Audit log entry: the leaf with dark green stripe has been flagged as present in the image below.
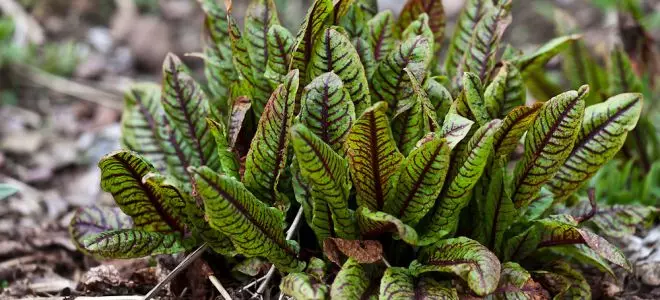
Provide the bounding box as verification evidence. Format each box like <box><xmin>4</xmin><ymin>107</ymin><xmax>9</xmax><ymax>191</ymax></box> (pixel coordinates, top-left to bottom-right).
<box><xmin>520</xmin><ymin>187</ymin><xmax>553</xmax><ymax>222</ymax></box>
<box><xmin>515</xmin><ymin>34</ymin><xmax>580</xmax><ymax>76</ymax></box>
<box><xmin>244</xmin><ymin>0</ymin><xmax>279</xmax><ymax>116</ymax></box>
<box><xmin>443</xmin><ymin>0</ymin><xmax>492</xmax><ymax>79</ymax></box>
<box><xmin>330</xmin><ymin>258</ymin><xmax>370</xmax><ymax>299</ymax></box>
<box><xmin>192</xmin><ymin>166</ymin><xmax>305</xmax><ymax>272</ymax></box>
<box><xmin>379</xmin><ymin>267</ymin><xmax>458</xmax><ymax>300</ymax></box>
<box><xmin>120</xmin><ymin>83</ymin><xmax>166</xmax><ymax>171</ymax></box>
<box><xmin>410</xmin><ymin>236</ymin><xmax>501</xmax><ymax>296</ymax></box>
<box><xmin>99</xmin><ymin>150</ymin><xmax>185</xmax><ymax>233</ymax></box>
<box><xmin>439</xmin><ymin>113</ymin><xmax>474</xmax><ymax>149</ymax></box>
<box><xmin>543</xmin><ymin>244</ymin><xmax>615</xmax><ymax>277</ymax></box>
<box><xmin>548</xmin><ymin>93</ymin><xmax>642</xmax><ymax>201</ymax></box>
<box><xmin>309</xmin><ymin>28</ymin><xmax>370</xmax><ymax>115</ymax></box>
<box><xmin>80</xmin><ymin>229</ymin><xmax>187</xmax><ymax>259</ymax></box>
<box><xmin>161</xmin><ymin>54</ymin><xmax>219</xmax><ymax>174</ymax></box>
<box><xmin>346</xmin><ymin>102</ymin><xmax>403</xmax><ymax>211</ymax></box>
<box><xmin>484</xmin><ymin>62</ymin><xmax>526</xmax><ymax>119</ymax></box>
<box><xmin>207</xmin><ymin>118</ymin><xmax>240</xmax><ymax>179</ymax></box>
<box><xmin>142</xmin><ymin>173</ymin><xmax>235</xmax><ymax>254</ymax></box>
<box><xmin>461</xmin><ymin>1</ymin><xmax>511</xmax><ymax>82</ymax></box>
<box><xmin>491</xmin><ymin>103</ymin><xmax>543</xmax><ymax>159</ymax></box>
<box><xmin>280</xmin><ymin>272</ymin><xmax>329</xmax><ymax>300</ymax></box>
<box><xmin>398</xmin><ymin>0</ymin><xmax>445</xmax><ymax>49</ymax></box>
<box><xmin>427</xmin><ymin>76</ymin><xmax>453</xmax><ymax>122</ymax></box>
<box><xmin>159</xmin><ymin>116</ymin><xmax>193</xmax><ymax>185</ymax></box>
<box><xmin>338</xmin><ymin>1</ymin><xmax>367</xmax><ymax>38</ymax></box>
<box><xmin>371</xmin><ymin>35</ymin><xmax>431</xmax><ymax>113</ymax></box>
<box><xmin>401</xmin><ymin>14</ymin><xmax>434</xmax><ymax>61</ymax></box>
<box><xmin>290</xmin><ymin>0</ymin><xmax>333</xmax><ymax>82</ymax></box>
<box><xmin>355</xmin><ymin>37</ymin><xmax>376</xmax><ymax>80</ymax></box>
<box><xmin>356</xmin><ymin>206</ymin><xmax>418</xmax><ymax>245</ymax></box>
<box><xmin>584</xmin><ymin>204</ymin><xmax>656</xmax><ymax>238</ymax></box>
<box><xmin>332</xmin><ymin>0</ymin><xmax>356</xmax><ymax>24</ymax></box>
<box><xmin>391</xmin><ymin>69</ymin><xmax>439</xmax><ymax>156</ymax></box>
<box><xmin>462</xmin><ymin>72</ymin><xmax>490</xmax><ymax>126</ymax></box>
<box><xmin>291</xmin><ymin>124</ymin><xmax>357</xmax><ymax>240</ymax></box>
<box><xmin>366</xmin><ymin>10</ymin><xmax>395</xmax><ymax>61</ymax></box>
<box><xmin>512</xmin><ymin>86</ymin><xmax>587</xmax><ymax>209</ymax></box>
<box><xmin>420</xmin><ymin>120</ymin><xmax>500</xmax><ymax>245</ymax></box>
<box><xmin>533</xmin><ymin>261</ymin><xmax>590</xmax><ymax>299</ymax></box>
<box><xmin>200</xmin><ymin>0</ymin><xmax>235</xmax><ymax>108</ymax></box>
<box><xmin>384</xmin><ymin>134</ymin><xmax>449</xmax><ymax>227</ymax></box>
<box><xmin>244</xmin><ymin>70</ymin><xmax>299</xmax><ymax>206</ymax></box>
<box><xmin>70</xmin><ymin>205</ymin><xmax>133</xmax><ymax>255</ymax></box>
<box><xmin>227</xmin><ymin>9</ymin><xmax>255</xmax><ymax>91</ymax></box>
<box><xmin>609</xmin><ymin>46</ymin><xmax>643</xmax><ymax>95</ymax></box>
<box><xmin>291</xmin><ymin>159</ymin><xmax>314</xmax><ymax>230</ymax></box>
<box><xmin>299</xmin><ymin>72</ymin><xmax>356</xmax><ymax>154</ymax></box>
<box><xmin>265</xmin><ymin>24</ymin><xmax>295</xmax><ymax>87</ymax></box>
<box><xmin>473</xmin><ymin>158</ymin><xmax>516</xmax><ymax>251</ymax></box>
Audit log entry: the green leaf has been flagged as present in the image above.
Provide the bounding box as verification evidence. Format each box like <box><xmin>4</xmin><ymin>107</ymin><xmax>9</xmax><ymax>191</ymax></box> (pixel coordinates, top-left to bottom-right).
<box><xmin>142</xmin><ymin>173</ymin><xmax>234</xmax><ymax>254</ymax></box>
<box><xmin>200</xmin><ymin>0</ymin><xmax>235</xmax><ymax>108</ymax></box>
<box><xmin>512</xmin><ymin>86</ymin><xmax>587</xmax><ymax>209</ymax></box>
<box><xmin>401</xmin><ymin>14</ymin><xmax>434</xmax><ymax>54</ymax></box>
<box><xmin>291</xmin><ymin>124</ymin><xmax>357</xmax><ymax>240</ymax></box>
<box><xmin>355</xmin><ymin>37</ymin><xmax>377</xmax><ymax>79</ymax></box>
<box><xmin>120</xmin><ymin>83</ymin><xmax>166</xmax><ymax>171</ymax></box>
<box><xmin>291</xmin><ymin>160</ymin><xmax>314</xmax><ymax>230</ymax></box>
<box><xmin>161</xmin><ymin>54</ymin><xmax>219</xmax><ymax>175</ymax></box>
<box><xmin>384</xmin><ymin>134</ymin><xmax>450</xmax><ymax>227</ymax></box>
<box><xmin>338</xmin><ymin>2</ymin><xmax>367</xmax><ymax>38</ymax></box>
<box><xmin>308</xmin><ymin>27</ymin><xmax>371</xmax><ymax>115</ymax></box>
<box><xmin>520</xmin><ymin>187</ymin><xmax>554</xmax><ymax>221</ymax></box>
<box><xmin>299</xmin><ymin>72</ymin><xmax>356</xmax><ymax>155</ymax></box>
<box><xmin>244</xmin><ymin>0</ymin><xmax>280</xmax><ymax>116</ymax></box>
<box><xmin>548</xmin><ymin>93</ymin><xmax>643</xmax><ymax>201</ymax></box>
<box><xmin>99</xmin><ymin>151</ymin><xmax>185</xmax><ymax>233</ymax></box>
<box><xmin>533</xmin><ymin>262</ymin><xmax>590</xmax><ymax>299</ymax></box>
<box><xmin>439</xmin><ymin>113</ymin><xmax>474</xmax><ymax>149</ymax></box>
<box><xmin>484</xmin><ymin>62</ymin><xmax>526</xmax><ymax>119</ymax></box>
<box><xmin>371</xmin><ymin>35</ymin><xmax>431</xmax><ymax>113</ymax></box>
<box><xmin>357</xmin><ymin>206</ymin><xmax>418</xmax><ymax>245</ymax></box>
<box><xmin>586</xmin><ymin>204</ymin><xmax>657</xmax><ymax>238</ymax></box>
<box><xmin>227</xmin><ymin>11</ymin><xmax>255</xmax><ymax>94</ymax></box>
<box><xmin>391</xmin><ymin>69</ymin><xmax>439</xmax><ymax>156</ymax></box>
<box><xmin>398</xmin><ymin>0</ymin><xmax>445</xmax><ymax>48</ymax></box>
<box><xmin>244</xmin><ymin>70</ymin><xmax>300</xmax><ymax>206</ymax></box>
<box><xmin>191</xmin><ymin>166</ymin><xmax>305</xmax><ymax>272</ymax></box>
<box><xmin>515</xmin><ymin>34</ymin><xmax>580</xmax><ymax>76</ymax></box>
<box><xmin>306</xmin><ymin>257</ymin><xmax>327</xmax><ymax>280</ymax></box>
<box><xmin>420</xmin><ymin>120</ymin><xmax>500</xmax><ymax>245</ymax></box>
<box><xmin>491</xmin><ymin>103</ymin><xmax>543</xmax><ymax>159</ymax></box>
<box><xmin>366</xmin><ymin>10</ymin><xmax>395</xmax><ymax>61</ymax></box>
<box><xmin>427</xmin><ymin>77</ymin><xmax>453</xmax><ymax>122</ymax></box>
<box><xmin>608</xmin><ymin>46</ymin><xmax>643</xmax><ymax>95</ymax></box>
<box><xmin>462</xmin><ymin>72</ymin><xmax>490</xmax><ymax>126</ymax></box>
<box><xmin>461</xmin><ymin>1</ymin><xmax>511</xmax><ymax>82</ymax></box>
<box><xmin>379</xmin><ymin>267</ymin><xmax>458</xmax><ymax>300</ymax></box>
<box><xmin>493</xmin><ymin>262</ymin><xmax>548</xmax><ymax>300</ymax></box>
<box><xmin>265</xmin><ymin>25</ymin><xmax>295</xmax><ymax>87</ymax></box>
<box><xmin>473</xmin><ymin>158</ymin><xmax>516</xmax><ymax>251</ymax></box>
<box><xmin>543</xmin><ymin>244</ymin><xmax>615</xmax><ymax>277</ymax></box>
<box><xmin>504</xmin><ymin>216</ymin><xmax>632</xmax><ymax>272</ymax></box>
<box><xmin>280</xmin><ymin>272</ymin><xmax>329</xmax><ymax>300</ymax></box>
<box><xmin>290</xmin><ymin>0</ymin><xmax>333</xmax><ymax>82</ymax></box>
<box><xmin>79</xmin><ymin>229</ymin><xmax>186</xmax><ymax>259</ymax></box>
<box><xmin>69</xmin><ymin>205</ymin><xmax>133</xmax><ymax>254</ymax></box>
<box><xmin>207</xmin><ymin>118</ymin><xmax>240</xmax><ymax>179</ymax></box>
<box><xmin>346</xmin><ymin>102</ymin><xmax>403</xmax><ymax>211</ymax></box>
<box><xmin>443</xmin><ymin>0</ymin><xmax>492</xmax><ymax>79</ymax></box>
<box><xmin>330</xmin><ymin>258</ymin><xmax>370</xmax><ymax>299</ymax></box>
<box><xmin>410</xmin><ymin>236</ymin><xmax>501</xmax><ymax>296</ymax></box>
<box><xmin>332</xmin><ymin>0</ymin><xmax>357</xmax><ymax>24</ymax></box>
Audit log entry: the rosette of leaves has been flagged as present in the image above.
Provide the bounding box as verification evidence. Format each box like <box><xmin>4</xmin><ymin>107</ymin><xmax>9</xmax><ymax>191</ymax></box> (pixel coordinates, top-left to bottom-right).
<box><xmin>69</xmin><ymin>0</ymin><xmax>653</xmax><ymax>299</ymax></box>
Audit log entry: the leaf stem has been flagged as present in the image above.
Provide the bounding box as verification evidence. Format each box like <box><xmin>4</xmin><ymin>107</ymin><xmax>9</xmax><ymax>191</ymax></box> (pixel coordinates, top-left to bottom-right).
<box><xmin>143</xmin><ymin>243</ymin><xmax>208</xmax><ymax>300</ymax></box>
<box><xmin>253</xmin><ymin>207</ymin><xmax>304</xmax><ymax>298</ymax></box>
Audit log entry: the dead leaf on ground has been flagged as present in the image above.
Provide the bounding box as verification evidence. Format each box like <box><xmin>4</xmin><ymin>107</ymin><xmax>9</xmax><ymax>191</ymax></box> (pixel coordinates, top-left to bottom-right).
<box><xmin>323</xmin><ymin>238</ymin><xmax>383</xmax><ymax>266</ymax></box>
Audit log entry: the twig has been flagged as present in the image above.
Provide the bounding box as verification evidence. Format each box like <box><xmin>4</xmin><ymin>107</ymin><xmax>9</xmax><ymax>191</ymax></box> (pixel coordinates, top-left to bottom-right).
<box><xmin>22</xmin><ymin>297</ymin><xmax>144</xmax><ymax>300</ymax></box>
<box><xmin>252</xmin><ymin>207</ymin><xmax>304</xmax><ymax>298</ymax></box>
<box><xmin>143</xmin><ymin>243</ymin><xmax>208</xmax><ymax>300</ymax></box>
<box><xmin>9</xmin><ymin>64</ymin><xmax>124</xmax><ymax>110</ymax></box>
<box><xmin>0</xmin><ymin>0</ymin><xmax>44</xmax><ymax>45</ymax></box>
<box><xmin>381</xmin><ymin>257</ymin><xmax>392</xmax><ymax>268</ymax></box>
<box><xmin>209</xmin><ymin>275</ymin><xmax>232</xmax><ymax>300</ymax></box>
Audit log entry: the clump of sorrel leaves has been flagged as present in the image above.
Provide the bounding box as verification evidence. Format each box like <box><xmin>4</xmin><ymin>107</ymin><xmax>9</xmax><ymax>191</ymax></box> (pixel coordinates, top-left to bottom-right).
<box><xmin>69</xmin><ymin>0</ymin><xmax>654</xmax><ymax>298</ymax></box>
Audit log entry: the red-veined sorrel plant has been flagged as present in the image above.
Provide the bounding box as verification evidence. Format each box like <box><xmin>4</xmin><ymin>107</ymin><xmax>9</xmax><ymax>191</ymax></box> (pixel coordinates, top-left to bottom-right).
<box><xmin>69</xmin><ymin>0</ymin><xmax>652</xmax><ymax>298</ymax></box>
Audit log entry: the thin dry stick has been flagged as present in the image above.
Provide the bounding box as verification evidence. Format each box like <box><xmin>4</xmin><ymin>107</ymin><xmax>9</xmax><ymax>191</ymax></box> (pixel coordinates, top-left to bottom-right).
<box><xmin>10</xmin><ymin>64</ymin><xmax>124</xmax><ymax>110</ymax></box>
<box><xmin>209</xmin><ymin>275</ymin><xmax>233</xmax><ymax>300</ymax></box>
<box><xmin>143</xmin><ymin>243</ymin><xmax>208</xmax><ymax>300</ymax></box>
<box><xmin>253</xmin><ymin>207</ymin><xmax>304</xmax><ymax>298</ymax></box>
<box><xmin>22</xmin><ymin>297</ymin><xmax>144</xmax><ymax>300</ymax></box>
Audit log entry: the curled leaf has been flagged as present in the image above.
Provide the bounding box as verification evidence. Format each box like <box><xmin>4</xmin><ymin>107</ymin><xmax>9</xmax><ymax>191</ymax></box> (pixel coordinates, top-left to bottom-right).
<box><xmin>280</xmin><ymin>273</ymin><xmax>329</xmax><ymax>300</ymax></box>
<box><xmin>323</xmin><ymin>238</ymin><xmax>383</xmax><ymax>265</ymax></box>
<box><xmin>357</xmin><ymin>206</ymin><xmax>418</xmax><ymax>245</ymax></box>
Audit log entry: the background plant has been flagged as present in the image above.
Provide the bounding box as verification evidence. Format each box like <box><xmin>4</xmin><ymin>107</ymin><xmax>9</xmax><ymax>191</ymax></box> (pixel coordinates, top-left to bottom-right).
<box><xmin>69</xmin><ymin>0</ymin><xmax>655</xmax><ymax>298</ymax></box>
